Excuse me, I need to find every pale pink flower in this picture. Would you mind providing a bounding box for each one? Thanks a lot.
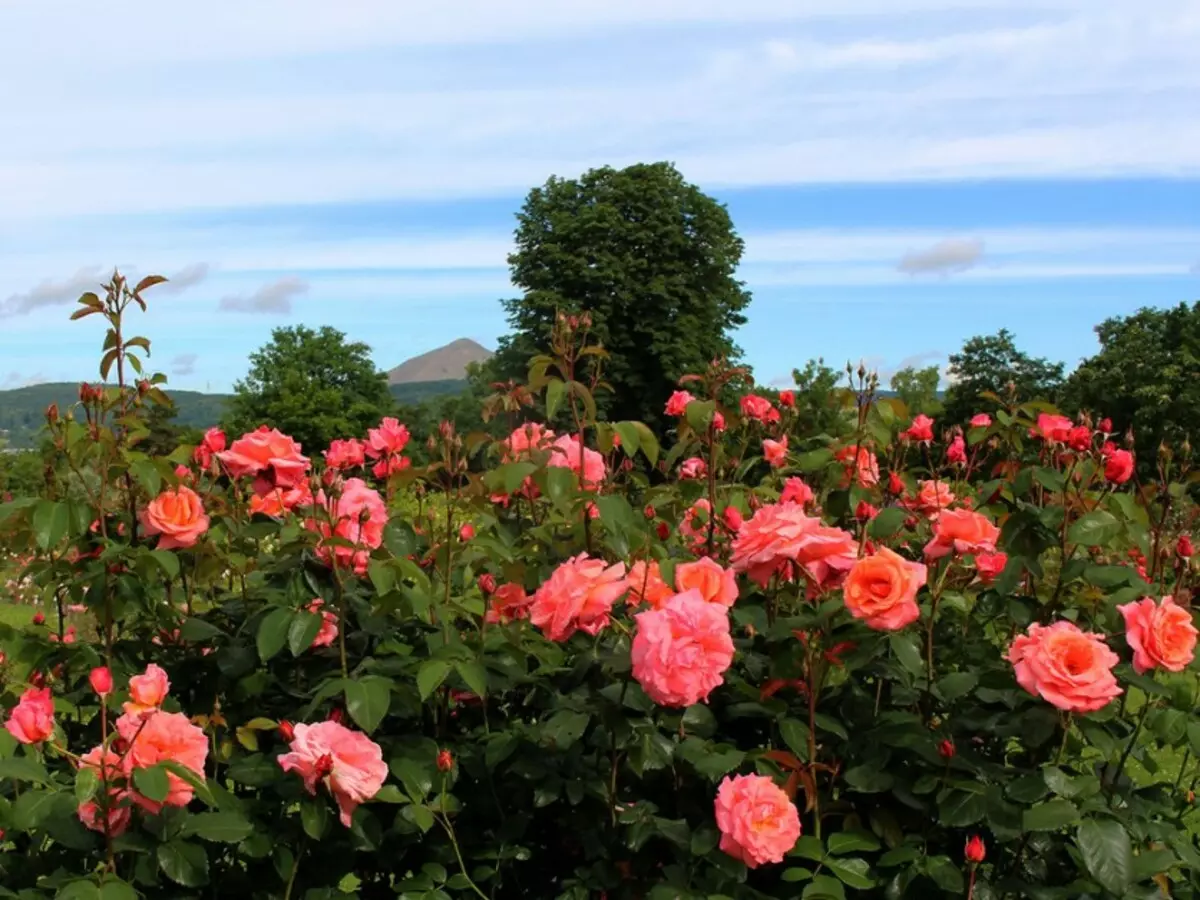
[632,589,734,707]
[679,457,707,480]
[117,710,209,812]
[278,721,388,827]
[124,664,170,717]
[547,434,607,491]
[4,686,54,744]
[307,599,339,649]
[530,553,627,641]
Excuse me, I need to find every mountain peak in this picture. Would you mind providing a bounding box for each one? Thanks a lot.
[387,338,492,385]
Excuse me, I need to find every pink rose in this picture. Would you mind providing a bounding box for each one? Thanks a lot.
[307,599,339,649]
[139,486,210,550]
[969,413,992,428]
[625,560,675,609]
[911,480,956,518]
[632,589,734,707]
[117,710,209,812]
[674,557,739,608]
[485,583,533,624]
[731,503,857,589]
[1103,448,1134,484]
[77,746,131,837]
[1118,596,1198,674]
[1008,621,1122,713]
[665,390,695,417]
[249,482,314,518]
[1030,414,1073,443]
[975,551,1008,584]
[923,508,1000,560]
[835,445,879,487]
[124,663,170,716]
[530,553,627,640]
[547,434,607,490]
[780,477,814,507]
[901,414,935,444]
[4,686,55,744]
[945,434,967,466]
[740,394,780,425]
[325,438,366,471]
[679,457,707,480]
[305,478,388,574]
[365,417,410,459]
[218,426,310,489]
[279,721,388,826]
[715,774,801,867]
[193,427,226,469]
[762,437,788,468]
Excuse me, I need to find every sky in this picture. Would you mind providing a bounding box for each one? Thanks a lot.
[1,1,1199,393]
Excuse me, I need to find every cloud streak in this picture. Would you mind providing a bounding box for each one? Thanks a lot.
[0,267,103,318]
[898,238,985,275]
[218,276,308,314]
[170,353,198,376]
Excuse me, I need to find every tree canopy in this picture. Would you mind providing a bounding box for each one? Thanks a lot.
[484,162,752,429]
[942,329,1065,425]
[1062,302,1200,461]
[889,365,943,418]
[225,325,394,453]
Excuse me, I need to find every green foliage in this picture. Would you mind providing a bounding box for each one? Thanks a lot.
[889,365,943,417]
[225,325,395,453]
[788,359,854,440]
[942,329,1065,425]
[486,162,752,431]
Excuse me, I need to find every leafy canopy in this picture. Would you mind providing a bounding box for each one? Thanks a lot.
[485,162,752,430]
[225,325,394,453]
[889,364,943,417]
[942,328,1065,425]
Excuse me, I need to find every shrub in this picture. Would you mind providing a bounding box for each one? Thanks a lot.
[1,275,1199,899]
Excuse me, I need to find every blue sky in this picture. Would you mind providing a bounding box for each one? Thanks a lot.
[1,1,1198,392]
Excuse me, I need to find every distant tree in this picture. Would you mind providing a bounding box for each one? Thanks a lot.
[226,326,394,453]
[942,329,1065,424]
[890,365,943,417]
[0,446,47,498]
[1061,302,1200,462]
[485,162,752,430]
[788,358,854,440]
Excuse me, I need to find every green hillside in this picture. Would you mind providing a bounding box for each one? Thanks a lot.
[0,379,470,449]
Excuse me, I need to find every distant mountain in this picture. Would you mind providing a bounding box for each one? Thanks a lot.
[388,338,492,385]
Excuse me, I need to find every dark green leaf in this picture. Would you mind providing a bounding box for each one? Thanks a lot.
[1076,818,1132,894]
[185,811,254,843]
[288,611,323,657]
[868,507,907,539]
[256,607,293,662]
[1067,510,1121,547]
[1022,798,1079,831]
[417,660,453,700]
[454,660,488,698]
[888,633,924,678]
[938,789,987,827]
[827,831,881,855]
[801,875,845,899]
[32,500,70,550]
[133,765,170,803]
[345,678,392,733]
[157,840,209,887]
[825,857,874,890]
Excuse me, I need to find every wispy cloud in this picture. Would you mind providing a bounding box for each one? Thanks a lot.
[218,277,308,314]
[156,263,211,296]
[1,371,50,389]
[898,239,985,275]
[0,267,103,318]
[170,353,198,376]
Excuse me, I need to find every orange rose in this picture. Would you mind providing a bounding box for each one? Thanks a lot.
[139,486,209,550]
[1118,596,1198,673]
[1008,621,1121,713]
[923,508,999,560]
[842,548,927,631]
[674,557,739,608]
[911,480,955,518]
[625,560,674,609]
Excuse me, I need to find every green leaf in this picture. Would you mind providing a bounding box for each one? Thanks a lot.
[301,799,330,839]
[345,678,392,733]
[488,461,538,496]
[888,633,924,678]
[801,875,845,900]
[630,421,660,465]
[934,672,978,703]
[256,607,293,662]
[611,421,641,456]
[32,499,70,550]
[685,399,716,433]
[11,789,58,830]
[1067,510,1121,547]
[542,710,590,749]
[791,835,826,862]
[288,611,323,657]
[1076,818,1132,894]
[0,755,51,784]
[843,765,893,793]
[868,506,907,539]
[159,760,216,806]
[417,660,453,700]
[98,882,138,900]
[133,765,170,804]
[54,882,101,900]
[795,448,834,472]
[148,549,180,579]
[185,811,254,843]
[545,378,566,419]
[454,660,488,698]
[157,839,209,887]
[178,617,223,642]
[938,789,987,827]
[1022,798,1079,831]
[75,766,100,804]
[826,831,881,855]
[779,719,810,761]
[825,857,874,890]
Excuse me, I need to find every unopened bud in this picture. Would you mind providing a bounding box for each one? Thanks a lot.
[45,403,59,424]
[437,749,453,772]
[938,739,955,759]
[278,720,295,742]
[964,836,986,864]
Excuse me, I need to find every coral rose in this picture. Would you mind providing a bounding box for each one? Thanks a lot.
[625,560,675,609]
[665,390,695,417]
[1103,448,1134,484]
[912,480,956,518]
[5,686,55,744]
[278,721,388,827]
[762,437,788,468]
[679,457,707,480]
[969,413,992,428]
[632,589,735,707]
[117,710,209,811]
[365,417,410,459]
[547,434,607,490]
[305,478,388,574]
[924,508,1000,560]
[778,390,795,409]
[77,745,131,837]
[945,434,967,466]
[675,557,739,608]
[325,438,366,471]
[901,414,935,444]
[1008,621,1122,713]
[485,583,533,624]
[218,426,310,489]
[307,599,339,649]
[780,477,814,507]
[139,486,209,550]
[975,551,1008,584]
[1118,596,1198,674]
[1030,413,1073,443]
[842,548,927,631]
[192,427,226,469]
[714,774,801,867]
[740,394,780,425]
[530,553,628,640]
[124,663,170,716]
[835,445,879,487]
[731,503,857,589]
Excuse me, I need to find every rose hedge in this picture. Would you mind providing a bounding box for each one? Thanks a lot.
[0,276,1198,899]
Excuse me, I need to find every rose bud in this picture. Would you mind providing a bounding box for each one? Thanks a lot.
[964,835,985,864]
[278,720,296,742]
[88,667,113,698]
[938,739,955,759]
[437,749,453,772]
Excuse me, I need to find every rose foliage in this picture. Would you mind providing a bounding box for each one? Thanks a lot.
[2,273,1200,899]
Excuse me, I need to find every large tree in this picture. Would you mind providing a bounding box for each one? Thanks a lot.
[226,325,394,453]
[942,329,1065,424]
[1062,302,1200,461]
[485,162,752,428]
[889,365,943,417]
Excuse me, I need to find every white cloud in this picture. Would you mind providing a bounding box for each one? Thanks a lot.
[898,238,985,275]
[218,277,309,314]
[1,371,50,389]
[0,267,104,317]
[156,263,211,296]
[170,353,198,376]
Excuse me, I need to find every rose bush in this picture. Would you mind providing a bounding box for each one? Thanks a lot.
[0,273,1199,898]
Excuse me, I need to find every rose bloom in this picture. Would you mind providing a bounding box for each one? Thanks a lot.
[679,498,719,552]
[912,480,956,518]
[530,553,628,640]
[5,686,55,744]
[975,551,1008,584]
[139,486,210,550]
[632,589,735,707]
[740,394,780,425]
[626,560,675,609]
[835,445,879,487]
[714,774,801,868]
[1104,448,1134,484]
[1118,596,1198,674]
[731,503,858,589]
[969,413,992,428]
[77,746,132,837]
[124,663,170,716]
[945,434,967,466]
[365,417,411,459]
[664,390,695,417]
[843,548,927,631]
[503,422,555,458]
[192,426,226,469]
[307,599,339,649]
[780,477,814,507]
[305,478,388,574]
[371,455,412,479]
[924,508,1000,560]
[712,410,726,431]
[1008,621,1122,713]
[1067,425,1093,452]
[675,557,739,608]
[762,437,788,468]
[901,413,935,444]
[778,390,795,409]
[325,438,366,471]
[679,457,708,480]
[117,710,209,812]
[278,721,388,827]
[485,583,533,624]
[250,482,314,518]
[218,426,311,489]
[547,434,607,491]
[1030,413,1074,443]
